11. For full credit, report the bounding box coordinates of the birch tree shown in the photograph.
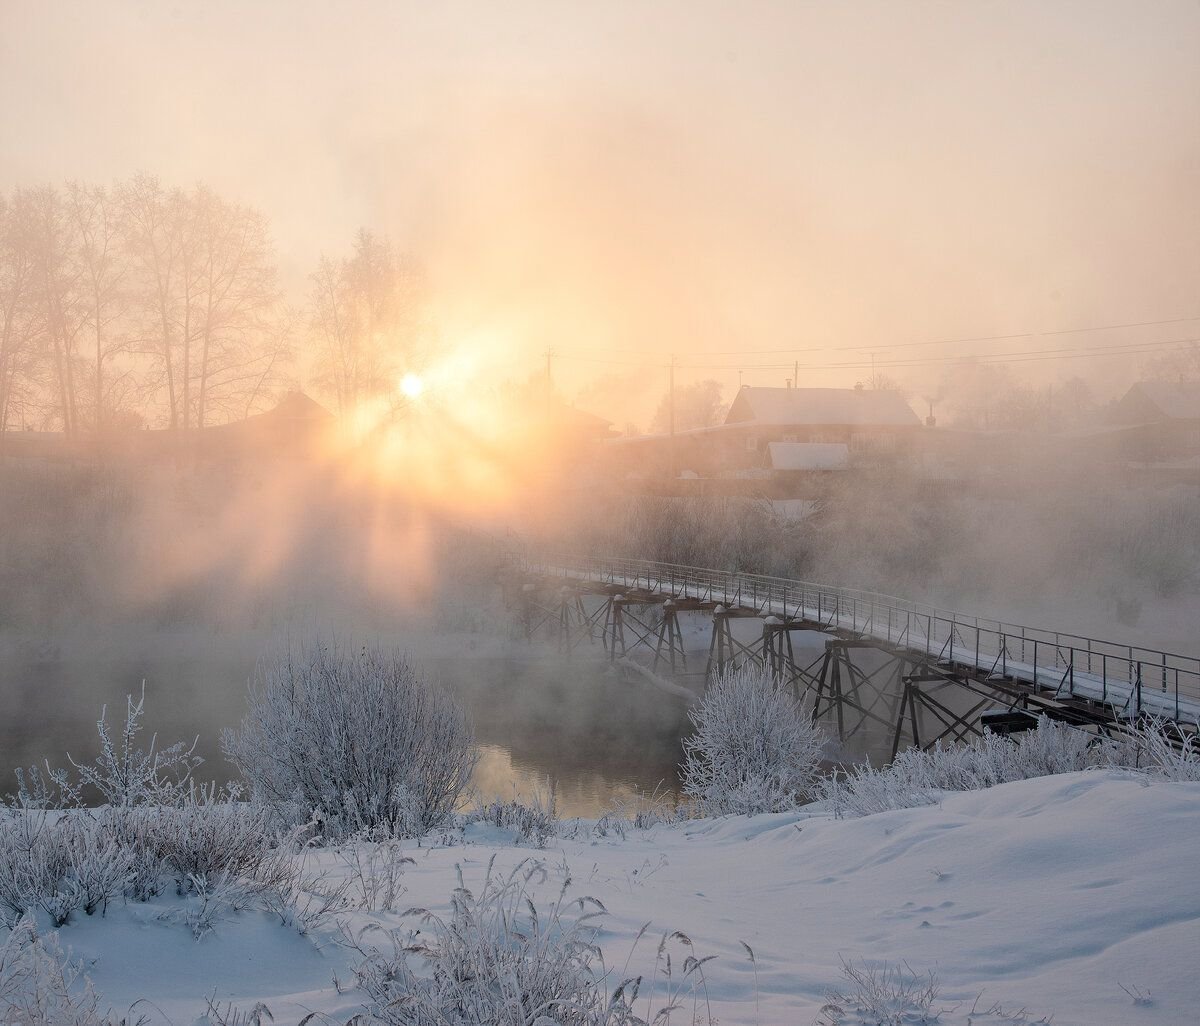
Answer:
[0,192,37,437]
[309,229,429,416]
[27,186,86,436]
[64,181,132,433]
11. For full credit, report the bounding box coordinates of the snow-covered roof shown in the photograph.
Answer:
[1126,381,1200,421]
[767,441,849,470]
[725,387,920,427]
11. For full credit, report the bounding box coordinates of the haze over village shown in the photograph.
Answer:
[0,3,1197,1025]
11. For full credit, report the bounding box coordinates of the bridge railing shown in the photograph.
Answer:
[509,550,1200,724]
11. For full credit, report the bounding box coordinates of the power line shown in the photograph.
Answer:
[551,335,1197,374]
[559,313,1200,360]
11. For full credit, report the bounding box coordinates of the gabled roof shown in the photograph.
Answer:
[725,387,920,427]
[555,403,614,434]
[252,390,335,425]
[201,391,334,441]
[1121,381,1200,422]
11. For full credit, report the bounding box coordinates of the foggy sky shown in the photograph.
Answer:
[2,0,1198,423]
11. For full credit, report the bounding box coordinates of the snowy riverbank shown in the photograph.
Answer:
[40,770,1200,1026]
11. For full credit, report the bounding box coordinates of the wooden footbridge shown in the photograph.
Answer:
[505,552,1200,757]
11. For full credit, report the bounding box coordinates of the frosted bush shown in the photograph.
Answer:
[0,689,342,940]
[681,665,827,816]
[462,786,558,847]
[146,791,274,891]
[0,808,139,928]
[54,683,202,809]
[223,642,477,838]
[352,859,607,1025]
[155,871,262,940]
[0,796,275,928]
[0,916,108,1025]
[1108,718,1200,781]
[338,841,414,912]
[815,958,942,1026]
[349,857,713,1026]
[820,716,1200,819]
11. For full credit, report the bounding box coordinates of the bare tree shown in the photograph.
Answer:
[26,186,87,436]
[650,378,725,434]
[188,187,285,427]
[122,176,288,433]
[309,229,430,416]
[120,174,187,430]
[64,181,132,436]
[1146,341,1200,383]
[309,254,360,416]
[0,192,38,438]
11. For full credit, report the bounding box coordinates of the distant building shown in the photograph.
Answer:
[723,386,921,456]
[193,391,336,460]
[606,385,921,492]
[1108,381,1200,462]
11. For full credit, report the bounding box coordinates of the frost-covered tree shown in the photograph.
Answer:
[309,230,430,417]
[223,642,477,838]
[649,378,725,434]
[681,665,826,816]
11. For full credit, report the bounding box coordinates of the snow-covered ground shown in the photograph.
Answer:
[55,770,1200,1026]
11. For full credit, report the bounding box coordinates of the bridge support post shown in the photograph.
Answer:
[653,600,687,672]
[705,607,763,684]
[603,596,625,659]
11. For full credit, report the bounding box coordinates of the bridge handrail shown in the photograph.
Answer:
[508,549,1200,723]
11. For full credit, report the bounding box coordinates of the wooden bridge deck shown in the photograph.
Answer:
[508,552,1200,738]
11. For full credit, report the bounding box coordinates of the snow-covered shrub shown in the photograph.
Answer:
[351,859,609,1025]
[0,808,138,928]
[223,642,477,838]
[197,998,276,1026]
[337,841,414,912]
[259,874,355,939]
[462,787,558,847]
[145,792,273,893]
[350,857,712,1025]
[155,871,262,940]
[822,717,1111,818]
[815,958,942,1026]
[0,916,109,1025]
[681,665,827,816]
[1108,718,1200,781]
[52,683,202,809]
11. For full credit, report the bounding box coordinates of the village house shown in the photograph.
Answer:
[607,385,922,492]
[1107,380,1200,462]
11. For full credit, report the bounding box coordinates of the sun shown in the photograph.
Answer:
[399,372,425,399]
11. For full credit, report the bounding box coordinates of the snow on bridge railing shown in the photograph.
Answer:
[507,550,1200,725]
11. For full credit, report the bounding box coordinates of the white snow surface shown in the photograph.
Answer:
[50,772,1200,1025]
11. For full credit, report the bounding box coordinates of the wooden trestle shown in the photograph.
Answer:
[507,571,1165,761]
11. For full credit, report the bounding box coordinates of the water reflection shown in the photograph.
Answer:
[0,634,690,817]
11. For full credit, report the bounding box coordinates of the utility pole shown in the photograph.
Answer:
[870,352,876,388]
[793,360,799,389]
[668,354,676,480]
[544,347,554,417]
[668,354,675,437]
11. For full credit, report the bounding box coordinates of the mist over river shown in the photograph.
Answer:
[0,631,691,817]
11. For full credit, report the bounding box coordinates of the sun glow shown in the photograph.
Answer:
[400,372,425,399]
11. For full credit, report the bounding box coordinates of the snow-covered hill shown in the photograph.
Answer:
[50,770,1199,1026]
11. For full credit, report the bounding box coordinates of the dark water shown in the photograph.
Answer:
[0,632,691,817]
[0,614,961,818]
